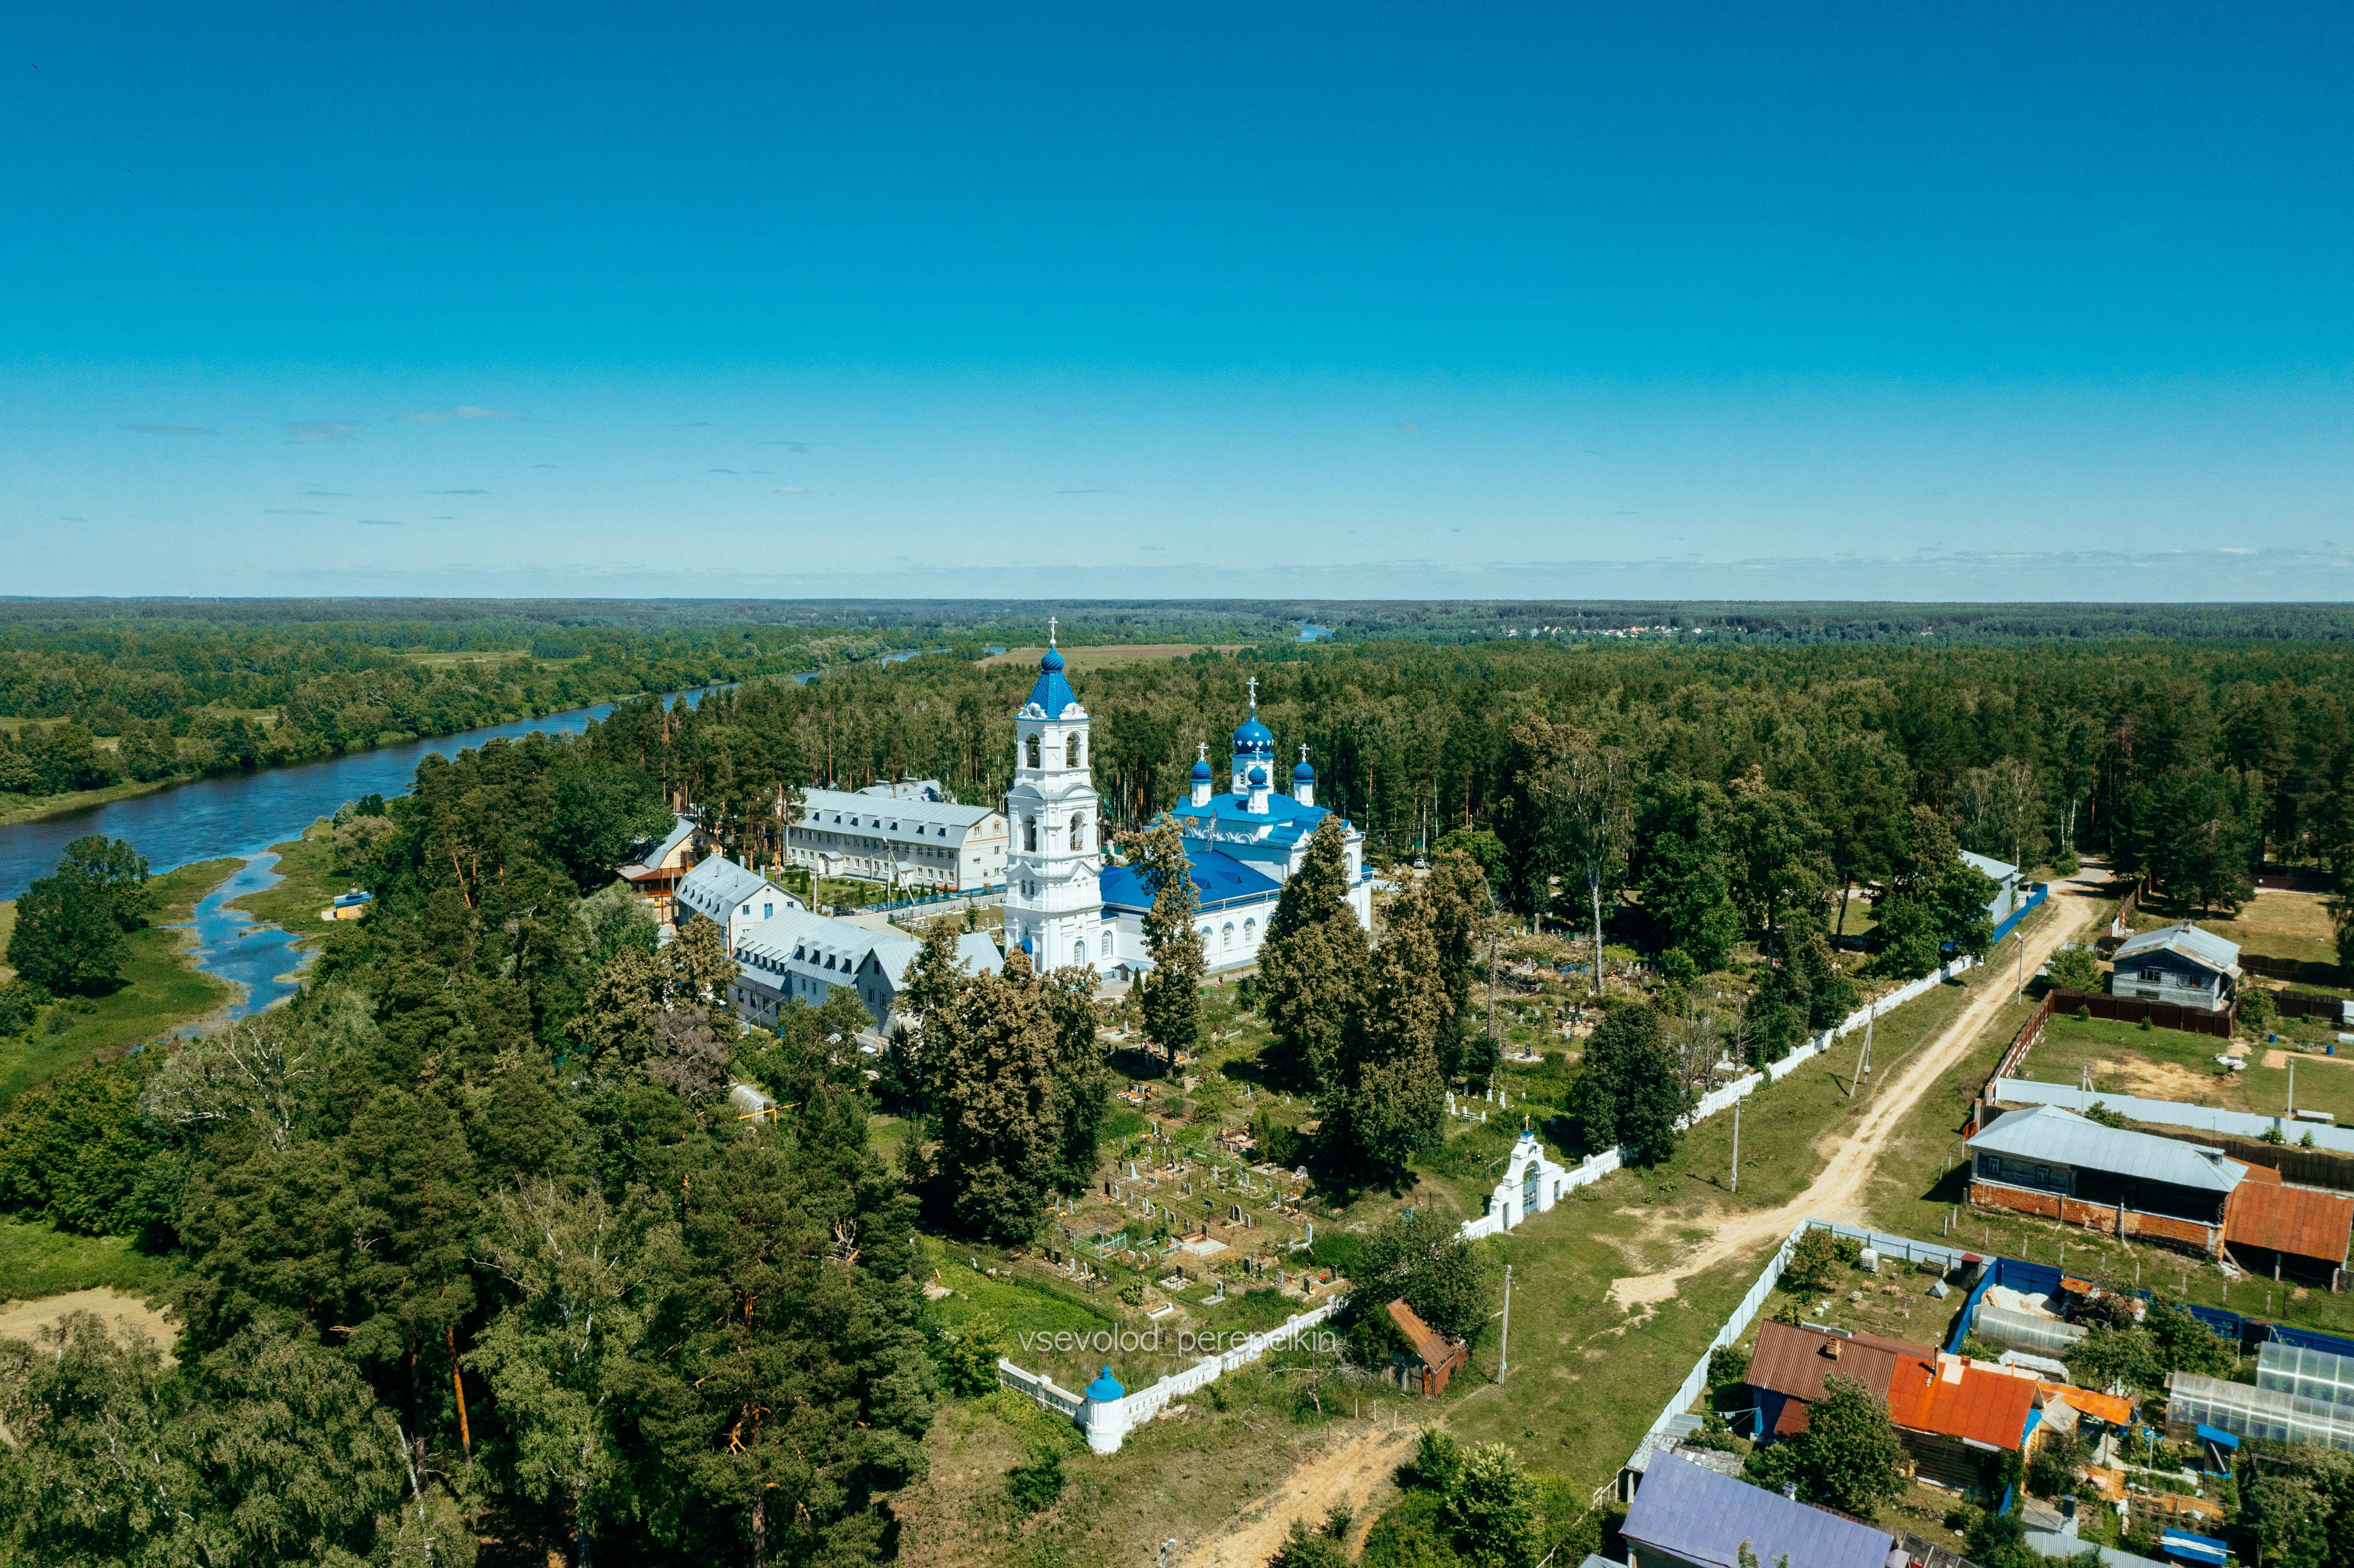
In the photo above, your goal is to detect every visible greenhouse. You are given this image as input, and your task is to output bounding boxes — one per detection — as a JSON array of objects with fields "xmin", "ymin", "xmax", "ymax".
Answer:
[
  {"xmin": 2256, "ymin": 1339, "xmax": 2354, "ymax": 1411},
  {"xmin": 2168, "ymin": 1372, "xmax": 2354, "ymax": 1450},
  {"xmin": 1970, "ymin": 1302, "xmax": 2088, "ymax": 1358}
]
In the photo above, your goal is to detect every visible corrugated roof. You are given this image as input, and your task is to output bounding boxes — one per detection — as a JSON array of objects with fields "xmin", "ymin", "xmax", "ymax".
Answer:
[
  {"xmin": 1621, "ymin": 1452, "xmax": 1893, "ymax": 1568},
  {"xmin": 2225, "ymin": 1180, "xmax": 2354, "ymax": 1264},
  {"xmin": 616, "ymin": 814, "xmax": 697, "ymax": 876},
  {"xmin": 1971, "ymin": 1105, "xmax": 2250, "ymax": 1195},
  {"xmin": 1962, "ymin": 850, "xmax": 2020, "ymax": 882},
  {"xmin": 2112, "ymin": 921, "xmax": 2241, "ymax": 978},
  {"xmin": 1890, "ymin": 1353, "xmax": 2037, "ymax": 1450},
  {"xmin": 2041, "ymin": 1385, "xmax": 2135, "ymax": 1426},
  {"xmin": 1748, "ymin": 1321, "xmax": 1930, "ymax": 1414}
]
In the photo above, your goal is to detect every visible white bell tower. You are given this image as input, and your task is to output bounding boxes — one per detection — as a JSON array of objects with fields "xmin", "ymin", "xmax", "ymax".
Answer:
[{"xmin": 1003, "ymin": 619, "xmax": 1105, "ymax": 972}]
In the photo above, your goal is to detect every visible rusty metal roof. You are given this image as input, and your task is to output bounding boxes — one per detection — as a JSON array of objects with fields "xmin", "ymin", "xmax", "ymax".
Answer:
[
  {"xmin": 2225, "ymin": 1181, "xmax": 2354, "ymax": 1264},
  {"xmin": 1890, "ymin": 1353, "xmax": 2037, "ymax": 1450},
  {"xmin": 1385, "ymin": 1299, "xmax": 1456, "ymax": 1367},
  {"xmin": 1748, "ymin": 1320, "xmax": 1932, "ymax": 1411}
]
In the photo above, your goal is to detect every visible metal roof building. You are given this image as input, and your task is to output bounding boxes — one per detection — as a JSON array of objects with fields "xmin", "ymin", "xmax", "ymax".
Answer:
[
  {"xmin": 1971, "ymin": 1105, "xmax": 2249, "ymax": 1195},
  {"xmin": 1745, "ymin": 1321, "xmax": 1930, "ymax": 1437},
  {"xmin": 1620, "ymin": 1452, "xmax": 1896, "ymax": 1568}
]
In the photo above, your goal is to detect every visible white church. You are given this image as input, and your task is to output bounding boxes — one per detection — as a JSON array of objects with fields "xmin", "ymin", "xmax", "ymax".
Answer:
[{"xmin": 1000, "ymin": 631, "xmax": 1373, "ymax": 978}]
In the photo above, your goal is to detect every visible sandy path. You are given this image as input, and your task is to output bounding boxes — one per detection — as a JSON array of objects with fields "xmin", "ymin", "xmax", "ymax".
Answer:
[
  {"xmin": 1176, "ymin": 1421, "xmax": 1417, "ymax": 1568},
  {"xmin": 1605, "ymin": 865, "xmax": 2111, "ymax": 1313},
  {"xmin": 0, "ymin": 1287, "xmax": 179, "ymax": 1359}
]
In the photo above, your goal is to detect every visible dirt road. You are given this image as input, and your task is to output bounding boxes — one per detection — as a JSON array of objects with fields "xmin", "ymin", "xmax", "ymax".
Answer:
[
  {"xmin": 1175, "ymin": 1421, "xmax": 1417, "ymax": 1568},
  {"xmin": 1606, "ymin": 864, "xmax": 2111, "ymax": 1312},
  {"xmin": 0, "ymin": 1287, "xmax": 178, "ymax": 1359}
]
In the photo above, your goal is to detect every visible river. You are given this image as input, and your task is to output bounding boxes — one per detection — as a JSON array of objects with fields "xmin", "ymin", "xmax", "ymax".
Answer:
[{"xmin": 0, "ymin": 693, "xmax": 716, "ymax": 1024}]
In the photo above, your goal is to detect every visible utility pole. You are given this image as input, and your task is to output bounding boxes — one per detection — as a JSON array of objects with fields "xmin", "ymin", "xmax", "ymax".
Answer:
[
  {"xmin": 2290, "ymin": 1058, "xmax": 2297, "ymax": 1120},
  {"xmin": 1732, "ymin": 1095, "xmax": 1741, "ymax": 1194},
  {"xmin": 1849, "ymin": 1012, "xmax": 1874, "ymax": 1098},
  {"xmin": 1498, "ymin": 1264, "xmax": 1513, "ymax": 1378},
  {"xmin": 2015, "ymin": 930, "xmax": 2027, "ymax": 1001}
]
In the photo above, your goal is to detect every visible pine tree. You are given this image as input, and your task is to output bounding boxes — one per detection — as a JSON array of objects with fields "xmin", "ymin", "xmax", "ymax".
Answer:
[
  {"xmin": 1318, "ymin": 878, "xmax": 1447, "ymax": 1183},
  {"xmin": 1121, "ymin": 815, "xmax": 1204, "ymax": 1071},
  {"xmin": 927, "ymin": 951, "xmax": 1065, "ymax": 1242},
  {"xmin": 1257, "ymin": 814, "xmax": 1366, "ymax": 1086}
]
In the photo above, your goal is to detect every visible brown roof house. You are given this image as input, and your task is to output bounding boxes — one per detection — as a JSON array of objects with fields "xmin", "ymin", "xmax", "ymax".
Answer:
[
  {"xmin": 1384, "ymin": 1301, "xmax": 1470, "ymax": 1398},
  {"xmin": 1745, "ymin": 1319, "xmax": 1933, "ymax": 1439}
]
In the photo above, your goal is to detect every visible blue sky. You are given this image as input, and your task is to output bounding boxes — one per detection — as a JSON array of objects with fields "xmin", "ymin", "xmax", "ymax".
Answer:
[{"xmin": 7, "ymin": 3, "xmax": 2353, "ymax": 600}]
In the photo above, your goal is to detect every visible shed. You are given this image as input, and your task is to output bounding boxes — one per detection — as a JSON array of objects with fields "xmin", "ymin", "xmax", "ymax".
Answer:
[
  {"xmin": 2110, "ymin": 923, "xmax": 2240, "ymax": 1013},
  {"xmin": 1962, "ymin": 850, "xmax": 2025, "ymax": 928},
  {"xmin": 2222, "ymin": 1179, "xmax": 2354, "ymax": 1289},
  {"xmin": 1384, "ymin": 1300, "xmax": 1469, "ymax": 1398},
  {"xmin": 1619, "ymin": 1452, "xmax": 1894, "ymax": 1568}
]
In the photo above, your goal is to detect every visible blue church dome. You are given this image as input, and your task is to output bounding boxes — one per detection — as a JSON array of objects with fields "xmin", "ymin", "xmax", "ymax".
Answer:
[
  {"xmin": 1231, "ymin": 714, "xmax": 1274, "ymax": 756},
  {"xmin": 1190, "ymin": 755, "xmax": 1213, "ymax": 781},
  {"xmin": 1084, "ymin": 1365, "xmax": 1126, "ymax": 1402},
  {"xmin": 1293, "ymin": 756, "xmax": 1316, "ymax": 781},
  {"xmin": 1246, "ymin": 765, "xmax": 1268, "ymax": 787},
  {"xmin": 1023, "ymin": 641, "xmax": 1080, "ymax": 717}
]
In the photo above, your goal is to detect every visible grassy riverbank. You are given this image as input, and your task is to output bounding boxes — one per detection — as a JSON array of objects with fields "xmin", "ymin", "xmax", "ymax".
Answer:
[
  {"xmin": 0, "ymin": 857, "xmax": 241, "ymax": 1104},
  {"xmin": 0, "ymin": 775, "xmax": 183, "ymax": 830},
  {"xmin": 226, "ymin": 819, "xmax": 345, "ymax": 939}
]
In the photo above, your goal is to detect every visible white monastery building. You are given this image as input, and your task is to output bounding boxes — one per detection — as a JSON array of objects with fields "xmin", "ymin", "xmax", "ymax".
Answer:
[
  {"xmin": 1000, "ymin": 630, "xmax": 1372, "ymax": 977},
  {"xmin": 672, "ymin": 852, "xmax": 804, "ymax": 947},
  {"xmin": 782, "ymin": 780, "xmax": 1007, "ymax": 891}
]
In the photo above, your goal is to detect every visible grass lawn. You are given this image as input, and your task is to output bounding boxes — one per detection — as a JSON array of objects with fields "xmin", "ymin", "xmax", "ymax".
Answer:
[
  {"xmin": 0, "ymin": 898, "xmax": 13, "ymax": 981},
  {"xmin": 226, "ymin": 819, "xmax": 347, "ymax": 938},
  {"xmin": 0, "ymin": 857, "xmax": 240, "ymax": 1105},
  {"xmin": 0, "ymin": 1218, "xmax": 176, "ymax": 1306},
  {"xmin": 2014, "ymin": 1011, "xmax": 2354, "ymax": 1125}
]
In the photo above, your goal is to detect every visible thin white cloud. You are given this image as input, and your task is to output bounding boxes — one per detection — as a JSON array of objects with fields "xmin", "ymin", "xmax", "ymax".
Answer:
[
  {"xmin": 127, "ymin": 423, "xmax": 217, "ymax": 436},
  {"xmin": 286, "ymin": 420, "xmax": 357, "ymax": 444},
  {"xmin": 356, "ymin": 518, "xmax": 402, "ymax": 526},
  {"xmin": 399, "ymin": 406, "xmax": 519, "ymax": 423},
  {"xmin": 777, "ymin": 486, "xmax": 807, "ymax": 494}
]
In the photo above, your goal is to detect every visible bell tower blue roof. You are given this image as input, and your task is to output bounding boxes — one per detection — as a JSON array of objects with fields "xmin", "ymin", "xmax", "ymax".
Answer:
[
  {"xmin": 1084, "ymin": 1365, "xmax": 1126, "ymax": 1401},
  {"xmin": 1020, "ymin": 627, "xmax": 1084, "ymax": 719}
]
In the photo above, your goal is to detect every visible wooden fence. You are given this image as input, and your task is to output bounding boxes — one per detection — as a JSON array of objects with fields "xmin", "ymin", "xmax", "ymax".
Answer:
[
  {"xmin": 2045, "ymin": 987, "xmax": 2238, "ymax": 1039},
  {"xmin": 2275, "ymin": 990, "xmax": 2348, "ymax": 1023},
  {"xmin": 2242, "ymin": 951, "xmax": 2349, "ymax": 989},
  {"xmin": 2254, "ymin": 868, "xmax": 2337, "ymax": 893},
  {"xmin": 1971, "ymin": 992, "xmax": 2058, "ymax": 1134}
]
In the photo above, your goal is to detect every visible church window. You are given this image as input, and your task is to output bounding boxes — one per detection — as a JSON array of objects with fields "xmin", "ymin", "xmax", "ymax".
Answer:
[
  {"xmin": 1073, "ymin": 941, "xmax": 1086, "ymax": 967},
  {"xmin": 1101, "ymin": 929, "xmax": 1113, "ymax": 958},
  {"xmin": 1069, "ymin": 812, "xmax": 1086, "ymax": 851},
  {"xmin": 1221, "ymin": 922, "xmax": 1234, "ymax": 950},
  {"xmin": 1065, "ymin": 733, "xmax": 1079, "ymax": 768},
  {"xmin": 1026, "ymin": 733, "xmax": 1042, "ymax": 768},
  {"xmin": 1244, "ymin": 917, "xmax": 1255, "ymax": 942},
  {"xmin": 1024, "ymin": 817, "xmax": 1037, "ymax": 852}
]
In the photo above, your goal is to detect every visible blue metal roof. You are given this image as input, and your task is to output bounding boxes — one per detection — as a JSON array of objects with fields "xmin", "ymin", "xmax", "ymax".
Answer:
[
  {"xmin": 2194, "ymin": 1423, "xmax": 2240, "ymax": 1449},
  {"xmin": 1083, "ymin": 1365, "xmax": 1125, "ymax": 1401},
  {"xmin": 1166, "ymin": 790, "xmax": 1331, "ymax": 834},
  {"xmin": 1231, "ymin": 714, "xmax": 1274, "ymax": 753},
  {"xmin": 1021, "ymin": 646, "xmax": 1083, "ymax": 718},
  {"xmin": 2158, "ymin": 1528, "xmax": 2229, "ymax": 1566},
  {"xmin": 1099, "ymin": 851, "xmax": 1283, "ymax": 913},
  {"xmin": 1622, "ymin": 1453, "xmax": 1892, "ymax": 1568}
]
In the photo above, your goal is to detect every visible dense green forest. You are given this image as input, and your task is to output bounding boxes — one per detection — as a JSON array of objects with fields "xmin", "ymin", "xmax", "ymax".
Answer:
[{"xmin": 626, "ymin": 635, "xmax": 2354, "ymax": 912}]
